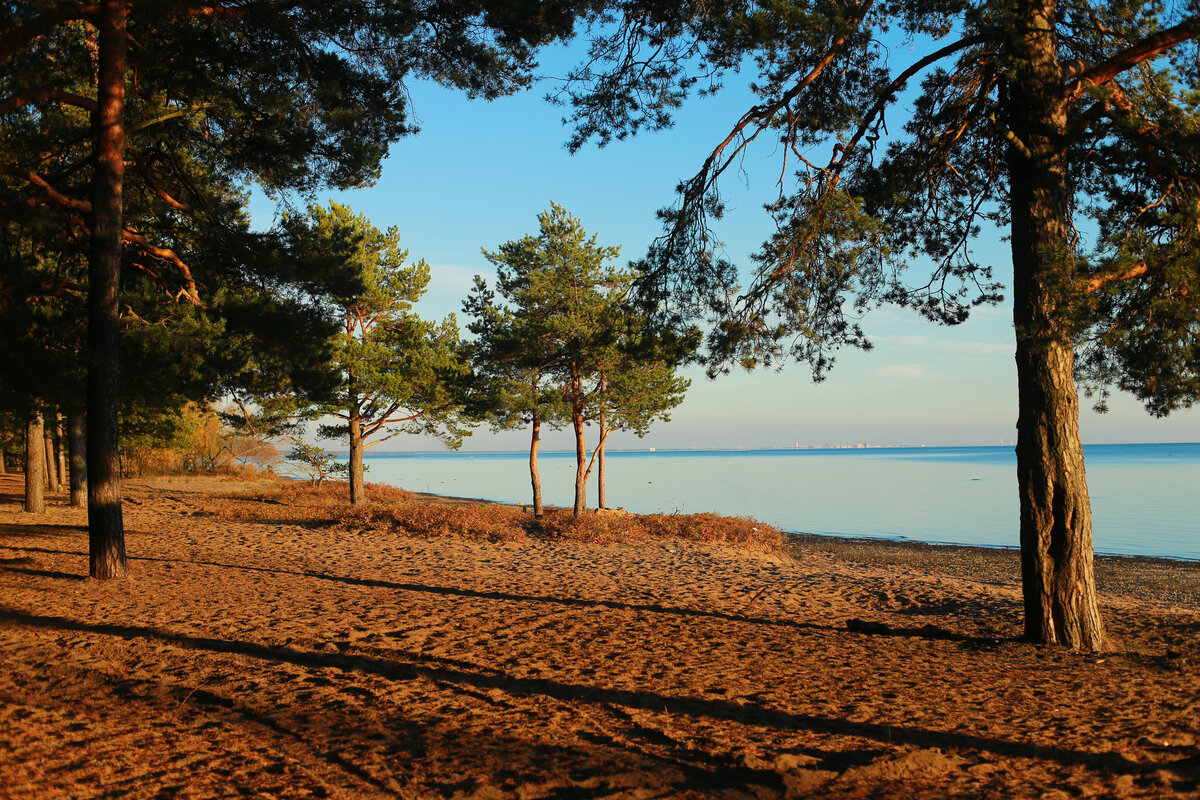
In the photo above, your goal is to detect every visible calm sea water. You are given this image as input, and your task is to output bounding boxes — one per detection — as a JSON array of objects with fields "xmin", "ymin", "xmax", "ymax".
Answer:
[{"xmin": 364, "ymin": 443, "xmax": 1200, "ymax": 560}]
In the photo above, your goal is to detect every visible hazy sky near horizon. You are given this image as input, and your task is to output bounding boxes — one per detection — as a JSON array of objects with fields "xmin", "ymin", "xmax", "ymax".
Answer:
[{"xmin": 250, "ymin": 45, "xmax": 1200, "ymax": 452}]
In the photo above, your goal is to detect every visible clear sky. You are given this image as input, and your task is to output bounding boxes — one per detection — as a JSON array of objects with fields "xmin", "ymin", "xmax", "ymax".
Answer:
[{"xmin": 251, "ymin": 44, "xmax": 1200, "ymax": 453}]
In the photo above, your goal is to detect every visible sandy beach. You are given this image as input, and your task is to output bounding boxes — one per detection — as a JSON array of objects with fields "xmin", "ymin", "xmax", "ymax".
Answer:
[{"xmin": 1, "ymin": 473, "xmax": 1198, "ymax": 799}]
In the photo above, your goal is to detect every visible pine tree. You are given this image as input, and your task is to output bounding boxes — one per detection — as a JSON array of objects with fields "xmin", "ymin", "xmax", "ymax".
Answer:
[
  {"xmin": 558, "ymin": 0, "xmax": 1199, "ymax": 650},
  {"xmin": 477, "ymin": 204, "xmax": 693, "ymax": 515},
  {"xmin": 2, "ymin": 0, "xmax": 584, "ymax": 576},
  {"xmin": 293, "ymin": 203, "xmax": 472, "ymax": 505}
]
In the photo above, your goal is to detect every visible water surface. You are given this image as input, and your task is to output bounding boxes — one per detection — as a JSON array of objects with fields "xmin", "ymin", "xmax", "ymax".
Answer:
[{"xmin": 365, "ymin": 443, "xmax": 1200, "ymax": 560}]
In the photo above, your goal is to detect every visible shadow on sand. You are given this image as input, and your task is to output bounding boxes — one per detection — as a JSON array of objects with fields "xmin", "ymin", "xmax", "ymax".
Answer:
[{"xmin": 1, "ymin": 604, "xmax": 1185, "ymax": 787}]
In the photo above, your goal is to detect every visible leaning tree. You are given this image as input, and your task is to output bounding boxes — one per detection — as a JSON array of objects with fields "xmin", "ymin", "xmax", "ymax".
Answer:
[{"xmin": 558, "ymin": 0, "xmax": 1199, "ymax": 650}]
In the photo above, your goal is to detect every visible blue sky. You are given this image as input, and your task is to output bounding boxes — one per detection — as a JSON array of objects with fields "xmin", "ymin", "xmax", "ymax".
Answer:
[{"xmin": 251, "ymin": 46, "xmax": 1200, "ymax": 452}]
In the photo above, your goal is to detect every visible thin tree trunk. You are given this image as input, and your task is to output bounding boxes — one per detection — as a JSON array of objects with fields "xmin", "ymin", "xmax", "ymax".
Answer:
[
  {"xmin": 44, "ymin": 425, "xmax": 59, "ymax": 492},
  {"xmin": 55, "ymin": 413, "xmax": 67, "ymax": 487},
  {"xmin": 529, "ymin": 407, "xmax": 543, "ymax": 517},
  {"xmin": 349, "ymin": 404, "xmax": 366, "ymax": 505},
  {"xmin": 597, "ymin": 409, "xmax": 607, "ymax": 509},
  {"xmin": 1006, "ymin": 0, "xmax": 1103, "ymax": 651},
  {"xmin": 87, "ymin": 0, "xmax": 129, "ymax": 580},
  {"xmin": 25, "ymin": 411, "xmax": 45, "ymax": 513},
  {"xmin": 0, "ymin": 442, "xmax": 6, "ymax": 474},
  {"xmin": 572, "ymin": 370, "xmax": 587, "ymax": 516},
  {"xmin": 68, "ymin": 408, "xmax": 87, "ymax": 508}
]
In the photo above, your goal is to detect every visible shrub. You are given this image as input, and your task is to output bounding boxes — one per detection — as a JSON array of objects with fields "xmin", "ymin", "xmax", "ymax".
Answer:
[{"xmin": 210, "ymin": 482, "xmax": 788, "ymax": 553}]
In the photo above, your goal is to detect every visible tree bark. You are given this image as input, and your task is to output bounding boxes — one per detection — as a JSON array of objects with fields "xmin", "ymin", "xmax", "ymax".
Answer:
[
  {"xmin": 529, "ymin": 407, "xmax": 543, "ymax": 517},
  {"xmin": 571, "ymin": 367, "xmax": 588, "ymax": 516},
  {"xmin": 55, "ymin": 413, "xmax": 67, "ymax": 487},
  {"xmin": 68, "ymin": 408, "xmax": 88, "ymax": 508},
  {"xmin": 87, "ymin": 0, "xmax": 128, "ymax": 580},
  {"xmin": 349, "ymin": 402, "xmax": 366, "ymax": 505},
  {"xmin": 597, "ymin": 409, "xmax": 607, "ymax": 509},
  {"xmin": 1006, "ymin": 0, "xmax": 1104, "ymax": 651},
  {"xmin": 44, "ymin": 426, "xmax": 58, "ymax": 492},
  {"xmin": 24, "ymin": 411, "xmax": 45, "ymax": 514}
]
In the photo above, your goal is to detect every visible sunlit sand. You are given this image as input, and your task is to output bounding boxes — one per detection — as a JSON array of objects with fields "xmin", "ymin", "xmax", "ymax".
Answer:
[{"xmin": 1, "ymin": 474, "xmax": 1197, "ymax": 798}]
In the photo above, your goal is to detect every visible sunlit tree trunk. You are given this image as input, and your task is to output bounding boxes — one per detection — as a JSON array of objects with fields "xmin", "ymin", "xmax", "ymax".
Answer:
[
  {"xmin": 69, "ymin": 408, "xmax": 87, "ymax": 508},
  {"xmin": 571, "ymin": 367, "xmax": 587, "ymax": 516},
  {"xmin": 1005, "ymin": 0, "xmax": 1103, "ymax": 651},
  {"xmin": 348, "ymin": 398, "xmax": 366, "ymax": 505},
  {"xmin": 25, "ymin": 411, "xmax": 45, "ymax": 513},
  {"xmin": 596, "ymin": 408, "xmax": 607, "ymax": 509},
  {"xmin": 529, "ymin": 406, "xmax": 543, "ymax": 517},
  {"xmin": 87, "ymin": 0, "xmax": 129, "ymax": 580}
]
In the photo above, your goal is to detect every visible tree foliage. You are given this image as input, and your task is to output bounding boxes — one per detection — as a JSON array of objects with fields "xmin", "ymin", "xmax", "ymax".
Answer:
[
  {"xmin": 289, "ymin": 202, "xmax": 472, "ymax": 504},
  {"xmin": 555, "ymin": 0, "xmax": 1199, "ymax": 649},
  {"xmin": 284, "ymin": 442, "xmax": 349, "ymax": 487},
  {"xmin": 472, "ymin": 204, "xmax": 693, "ymax": 515},
  {"xmin": 1, "ymin": 0, "xmax": 594, "ymax": 574}
]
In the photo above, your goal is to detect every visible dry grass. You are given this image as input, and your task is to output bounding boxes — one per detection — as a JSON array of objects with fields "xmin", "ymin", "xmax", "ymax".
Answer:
[{"xmin": 208, "ymin": 481, "xmax": 789, "ymax": 553}]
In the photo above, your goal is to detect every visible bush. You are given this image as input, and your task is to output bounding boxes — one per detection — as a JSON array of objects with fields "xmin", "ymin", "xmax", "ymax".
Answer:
[{"xmin": 211, "ymin": 482, "xmax": 788, "ymax": 553}]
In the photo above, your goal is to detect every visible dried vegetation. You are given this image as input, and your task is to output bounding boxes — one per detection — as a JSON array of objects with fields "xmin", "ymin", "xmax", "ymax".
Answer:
[{"xmin": 209, "ymin": 481, "xmax": 789, "ymax": 553}]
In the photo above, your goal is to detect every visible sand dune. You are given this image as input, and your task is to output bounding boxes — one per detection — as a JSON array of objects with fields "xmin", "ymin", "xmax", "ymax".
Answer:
[{"xmin": 1, "ymin": 473, "xmax": 1198, "ymax": 798}]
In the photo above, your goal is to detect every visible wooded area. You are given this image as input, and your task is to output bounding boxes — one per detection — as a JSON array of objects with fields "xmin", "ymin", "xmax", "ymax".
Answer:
[{"xmin": 1, "ymin": 0, "xmax": 1198, "ymax": 656}]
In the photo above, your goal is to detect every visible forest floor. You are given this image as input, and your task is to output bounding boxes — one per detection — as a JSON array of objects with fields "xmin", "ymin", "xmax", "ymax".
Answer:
[{"xmin": 1, "ymin": 472, "xmax": 1199, "ymax": 799}]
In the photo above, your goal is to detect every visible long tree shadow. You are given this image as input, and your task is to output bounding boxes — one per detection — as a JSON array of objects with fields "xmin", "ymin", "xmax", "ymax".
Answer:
[
  {"xmin": 0, "ymin": 522, "xmax": 88, "ymax": 539},
  {"xmin": 0, "ymin": 605, "xmax": 1183, "ymax": 781},
  {"xmin": 63, "ymin": 657, "xmax": 799, "ymax": 798},
  {"xmin": 0, "ymin": 544, "xmax": 1012, "ymax": 646},
  {"xmin": 0, "ymin": 563, "xmax": 87, "ymax": 581}
]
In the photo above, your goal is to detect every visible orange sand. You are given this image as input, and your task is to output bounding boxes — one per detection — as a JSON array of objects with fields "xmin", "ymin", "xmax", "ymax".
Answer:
[{"xmin": 1, "ymin": 473, "xmax": 1198, "ymax": 798}]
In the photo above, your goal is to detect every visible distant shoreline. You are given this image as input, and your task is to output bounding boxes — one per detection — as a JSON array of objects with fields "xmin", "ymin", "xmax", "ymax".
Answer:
[
  {"xmin": 363, "ymin": 441, "xmax": 1200, "ymax": 457},
  {"xmin": 380, "ymin": 482, "xmax": 1200, "ymax": 568}
]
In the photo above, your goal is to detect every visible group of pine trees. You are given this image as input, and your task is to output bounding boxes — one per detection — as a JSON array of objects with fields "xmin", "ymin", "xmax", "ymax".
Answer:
[
  {"xmin": 2, "ymin": 195, "xmax": 691, "ymax": 516},
  {"xmin": 2, "ymin": 0, "xmax": 1197, "ymax": 653},
  {"xmin": 466, "ymin": 204, "xmax": 696, "ymax": 517}
]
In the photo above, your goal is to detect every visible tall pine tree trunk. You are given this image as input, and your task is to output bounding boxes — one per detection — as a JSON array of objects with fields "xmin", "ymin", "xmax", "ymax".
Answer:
[
  {"xmin": 571, "ymin": 370, "xmax": 587, "ymax": 516},
  {"xmin": 69, "ymin": 408, "xmax": 87, "ymax": 508},
  {"xmin": 349, "ymin": 403, "xmax": 366, "ymax": 505},
  {"xmin": 87, "ymin": 0, "xmax": 129, "ymax": 580},
  {"xmin": 55, "ymin": 413, "xmax": 67, "ymax": 487},
  {"xmin": 44, "ymin": 426, "xmax": 59, "ymax": 492},
  {"xmin": 596, "ymin": 409, "xmax": 607, "ymax": 509},
  {"xmin": 24, "ymin": 411, "xmax": 45, "ymax": 514},
  {"xmin": 529, "ymin": 407, "xmax": 543, "ymax": 517},
  {"xmin": 1006, "ymin": 0, "xmax": 1103, "ymax": 651}
]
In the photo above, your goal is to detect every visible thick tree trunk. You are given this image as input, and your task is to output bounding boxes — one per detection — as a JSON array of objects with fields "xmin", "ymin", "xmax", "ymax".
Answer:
[
  {"xmin": 43, "ymin": 426, "xmax": 58, "ymax": 491},
  {"xmin": 529, "ymin": 408, "xmax": 543, "ymax": 518},
  {"xmin": 87, "ymin": 0, "xmax": 128, "ymax": 580},
  {"xmin": 349, "ymin": 404, "xmax": 366, "ymax": 505},
  {"xmin": 25, "ymin": 411, "xmax": 45, "ymax": 514},
  {"xmin": 1006, "ymin": 0, "xmax": 1103, "ymax": 651},
  {"xmin": 68, "ymin": 408, "xmax": 88, "ymax": 508},
  {"xmin": 597, "ymin": 411, "xmax": 607, "ymax": 509},
  {"xmin": 0, "ymin": 448, "xmax": 6, "ymax": 474}
]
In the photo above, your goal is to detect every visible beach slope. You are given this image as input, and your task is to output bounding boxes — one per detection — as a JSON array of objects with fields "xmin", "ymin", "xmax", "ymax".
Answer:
[{"xmin": 1, "ymin": 475, "xmax": 1198, "ymax": 798}]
